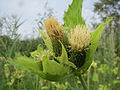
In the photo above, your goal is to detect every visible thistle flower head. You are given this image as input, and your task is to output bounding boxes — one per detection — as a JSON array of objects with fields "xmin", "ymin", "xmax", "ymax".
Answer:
[
  {"xmin": 69, "ymin": 25, "xmax": 91, "ymax": 51},
  {"xmin": 44, "ymin": 18, "xmax": 63, "ymax": 40}
]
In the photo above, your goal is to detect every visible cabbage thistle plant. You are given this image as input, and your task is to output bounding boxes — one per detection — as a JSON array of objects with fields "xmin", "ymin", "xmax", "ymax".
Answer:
[{"xmin": 9, "ymin": 0, "xmax": 112, "ymax": 89}]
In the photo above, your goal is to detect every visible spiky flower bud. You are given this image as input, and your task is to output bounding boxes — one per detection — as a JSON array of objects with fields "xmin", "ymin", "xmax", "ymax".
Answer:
[
  {"xmin": 44, "ymin": 18, "xmax": 63, "ymax": 40},
  {"xmin": 69, "ymin": 25, "xmax": 91, "ymax": 51}
]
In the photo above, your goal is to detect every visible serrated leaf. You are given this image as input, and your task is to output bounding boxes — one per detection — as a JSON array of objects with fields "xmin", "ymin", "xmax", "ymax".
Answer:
[
  {"xmin": 8, "ymin": 56, "xmax": 66, "ymax": 81},
  {"xmin": 42, "ymin": 56, "xmax": 67, "ymax": 76},
  {"xmin": 31, "ymin": 44, "xmax": 45, "ymax": 58},
  {"xmin": 64, "ymin": 0, "xmax": 85, "ymax": 28},
  {"xmin": 80, "ymin": 17, "xmax": 113, "ymax": 72},
  {"xmin": 37, "ymin": 44, "xmax": 44, "ymax": 52},
  {"xmin": 8, "ymin": 56, "xmax": 42, "ymax": 72},
  {"xmin": 31, "ymin": 50, "xmax": 39, "ymax": 58}
]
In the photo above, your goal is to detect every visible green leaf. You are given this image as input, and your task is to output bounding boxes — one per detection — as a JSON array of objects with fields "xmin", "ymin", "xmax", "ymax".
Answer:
[
  {"xmin": 42, "ymin": 56, "xmax": 68, "ymax": 76},
  {"xmin": 92, "ymin": 73, "xmax": 99, "ymax": 82},
  {"xmin": 31, "ymin": 50, "xmax": 39, "ymax": 58},
  {"xmin": 39, "ymin": 29, "xmax": 53, "ymax": 53},
  {"xmin": 8, "ymin": 56, "xmax": 42, "ymax": 73},
  {"xmin": 57, "ymin": 41, "xmax": 76, "ymax": 69},
  {"xmin": 57, "ymin": 41, "xmax": 68, "ymax": 62},
  {"xmin": 113, "ymin": 80, "xmax": 120, "ymax": 84},
  {"xmin": 64, "ymin": 0, "xmax": 85, "ymax": 28},
  {"xmin": 80, "ymin": 17, "xmax": 113, "ymax": 72},
  {"xmin": 8, "ymin": 56, "xmax": 67, "ymax": 81},
  {"xmin": 37, "ymin": 44, "xmax": 44, "ymax": 52},
  {"xmin": 31, "ymin": 45, "xmax": 44, "ymax": 58}
]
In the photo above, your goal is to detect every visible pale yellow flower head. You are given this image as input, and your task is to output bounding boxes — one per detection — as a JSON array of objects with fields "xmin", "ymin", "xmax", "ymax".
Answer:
[
  {"xmin": 69, "ymin": 25, "xmax": 91, "ymax": 51},
  {"xmin": 44, "ymin": 18, "xmax": 63, "ymax": 40}
]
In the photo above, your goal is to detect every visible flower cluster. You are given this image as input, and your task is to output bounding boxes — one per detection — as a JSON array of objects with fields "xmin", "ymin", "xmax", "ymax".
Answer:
[
  {"xmin": 68, "ymin": 25, "xmax": 91, "ymax": 51},
  {"xmin": 44, "ymin": 18, "xmax": 63, "ymax": 40},
  {"xmin": 9, "ymin": 17, "xmax": 111, "ymax": 82},
  {"xmin": 44, "ymin": 18, "xmax": 91, "ymax": 68}
]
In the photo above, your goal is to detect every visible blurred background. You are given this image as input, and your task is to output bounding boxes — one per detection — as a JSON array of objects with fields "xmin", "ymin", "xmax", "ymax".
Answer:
[{"xmin": 0, "ymin": 0, "xmax": 120, "ymax": 90}]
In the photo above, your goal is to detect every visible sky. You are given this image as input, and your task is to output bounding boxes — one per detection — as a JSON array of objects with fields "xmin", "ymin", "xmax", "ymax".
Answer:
[{"xmin": 0, "ymin": 0, "xmax": 99, "ymax": 39}]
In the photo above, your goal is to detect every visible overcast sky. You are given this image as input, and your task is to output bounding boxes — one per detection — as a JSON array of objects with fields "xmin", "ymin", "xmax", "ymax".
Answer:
[{"xmin": 0, "ymin": 0, "xmax": 99, "ymax": 39}]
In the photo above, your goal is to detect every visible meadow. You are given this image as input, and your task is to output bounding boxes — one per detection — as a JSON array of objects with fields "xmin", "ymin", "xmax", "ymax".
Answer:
[{"xmin": 0, "ymin": 0, "xmax": 120, "ymax": 90}]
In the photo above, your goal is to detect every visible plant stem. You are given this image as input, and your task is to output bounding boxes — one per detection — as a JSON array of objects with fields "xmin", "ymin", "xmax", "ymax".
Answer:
[
  {"xmin": 87, "ymin": 68, "xmax": 91, "ymax": 90},
  {"xmin": 78, "ymin": 74, "xmax": 88, "ymax": 90}
]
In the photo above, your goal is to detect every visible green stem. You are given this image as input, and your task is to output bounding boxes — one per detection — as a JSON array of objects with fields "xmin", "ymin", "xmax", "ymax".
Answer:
[
  {"xmin": 87, "ymin": 68, "xmax": 90, "ymax": 90},
  {"xmin": 78, "ymin": 74, "xmax": 88, "ymax": 90}
]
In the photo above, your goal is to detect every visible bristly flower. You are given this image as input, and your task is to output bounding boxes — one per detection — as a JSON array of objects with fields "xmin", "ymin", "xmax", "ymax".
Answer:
[
  {"xmin": 68, "ymin": 25, "xmax": 91, "ymax": 51},
  {"xmin": 44, "ymin": 18, "xmax": 63, "ymax": 40}
]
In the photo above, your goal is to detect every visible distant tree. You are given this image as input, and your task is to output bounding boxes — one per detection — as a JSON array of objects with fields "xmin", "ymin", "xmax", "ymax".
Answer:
[
  {"xmin": 0, "ymin": 15, "xmax": 24, "ymax": 58},
  {"xmin": 94, "ymin": 0, "xmax": 120, "ymax": 56}
]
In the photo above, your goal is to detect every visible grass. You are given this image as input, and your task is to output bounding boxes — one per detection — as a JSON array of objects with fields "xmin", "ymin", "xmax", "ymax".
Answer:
[{"xmin": 0, "ymin": 33, "xmax": 119, "ymax": 90}]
